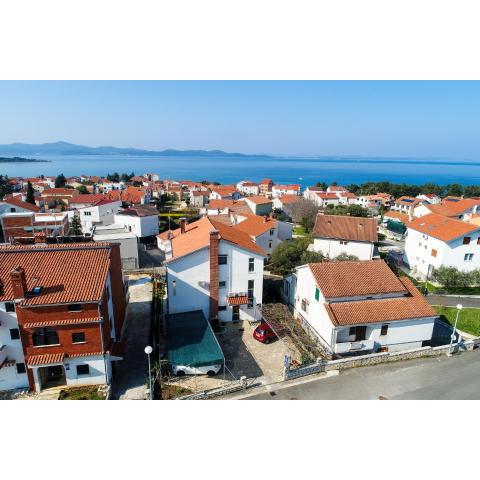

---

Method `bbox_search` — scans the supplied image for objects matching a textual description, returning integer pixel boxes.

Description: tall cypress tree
[26,181,36,204]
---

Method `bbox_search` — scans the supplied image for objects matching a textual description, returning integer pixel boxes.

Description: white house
[413,197,480,221]
[312,192,341,208]
[355,195,382,212]
[244,196,273,216]
[93,224,139,269]
[114,205,159,238]
[403,213,480,279]
[311,214,378,260]
[236,181,260,196]
[417,193,441,205]
[73,199,123,232]
[209,186,242,201]
[391,196,422,216]
[164,216,266,324]
[303,186,324,202]
[272,184,301,198]
[291,260,437,355]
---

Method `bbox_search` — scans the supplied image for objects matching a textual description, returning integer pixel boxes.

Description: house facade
[114,205,159,237]
[311,214,378,260]
[292,260,437,356]
[0,243,127,392]
[403,213,480,278]
[164,217,266,324]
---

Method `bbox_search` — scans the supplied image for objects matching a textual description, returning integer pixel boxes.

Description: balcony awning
[23,317,102,329]
[227,295,249,305]
[26,353,65,366]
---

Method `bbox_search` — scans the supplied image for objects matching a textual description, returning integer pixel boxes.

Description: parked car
[172,364,222,377]
[253,322,277,344]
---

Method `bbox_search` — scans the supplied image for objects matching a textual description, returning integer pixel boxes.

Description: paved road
[245,349,480,400]
[427,294,480,308]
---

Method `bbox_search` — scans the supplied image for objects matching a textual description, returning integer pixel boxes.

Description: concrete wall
[114,214,159,237]
[312,237,374,260]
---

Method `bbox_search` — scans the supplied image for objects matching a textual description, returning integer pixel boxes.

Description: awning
[0,359,16,369]
[228,295,249,305]
[23,317,102,329]
[26,353,65,366]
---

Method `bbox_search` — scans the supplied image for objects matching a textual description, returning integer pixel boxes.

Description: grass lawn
[293,225,307,236]
[59,386,106,400]
[433,306,480,337]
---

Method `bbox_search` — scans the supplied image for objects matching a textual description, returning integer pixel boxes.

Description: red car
[253,322,277,344]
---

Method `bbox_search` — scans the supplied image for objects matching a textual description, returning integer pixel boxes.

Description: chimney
[180,217,187,234]
[264,215,268,223]
[10,267,27,300]
[209,229,220,324]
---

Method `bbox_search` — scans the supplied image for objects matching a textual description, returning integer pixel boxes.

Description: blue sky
[0,81,479,158]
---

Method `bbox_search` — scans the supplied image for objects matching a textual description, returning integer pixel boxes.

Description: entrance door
[232,305,240,322]
[39,365,67,389]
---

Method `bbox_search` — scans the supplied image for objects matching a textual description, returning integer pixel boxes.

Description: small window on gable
[380,324,389,336]
[431,249,437,258]
[16,363,26,374]
[218,255,228,265]
[5,302,15,313]
[10,328,20,340]
[463,237,471,245]
[76,364,90,376]
[477,237,480,245]
[68,303,82,312]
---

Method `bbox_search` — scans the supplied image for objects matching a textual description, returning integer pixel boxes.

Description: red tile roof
[308,260,406,299]
[407,213,480,242]
[0,243,113,305]
[313,215,378,242]
[279,195,301,204]
[325,277,437,326]
[26,353,65,366]
[4,197,41,212]
[384,211,409,223]
[233,215,277,237]
[69,194,106,205]
[245,195,272,205]
[228,295,248,305]
[41,188,79,197]
[426,198,480,217]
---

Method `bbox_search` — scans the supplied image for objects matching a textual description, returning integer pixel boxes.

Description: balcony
[334,339,375,354]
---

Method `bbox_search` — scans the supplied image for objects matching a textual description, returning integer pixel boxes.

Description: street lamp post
[145,345,153,400]
[448,304,463,356]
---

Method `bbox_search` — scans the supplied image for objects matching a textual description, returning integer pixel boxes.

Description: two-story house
[0,242,127,392]
[163,216,266,324]
[292,260,437,356]
[403,213,480,278]
[311,214,378,260]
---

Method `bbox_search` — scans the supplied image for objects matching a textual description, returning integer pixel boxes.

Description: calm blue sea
[2,154,480,187]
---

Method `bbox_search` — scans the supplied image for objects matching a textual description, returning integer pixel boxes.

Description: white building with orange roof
[404,213,480,278]
[271,184,301,198]
[291,260,437,355]
[209,185,242,201]
[236,180,259,196]
[161,216,266,324]
[244,195,273,216]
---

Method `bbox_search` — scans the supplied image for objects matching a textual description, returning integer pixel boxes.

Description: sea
[2,154,480,187]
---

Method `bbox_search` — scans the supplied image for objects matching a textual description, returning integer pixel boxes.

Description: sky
[0,80,479,159]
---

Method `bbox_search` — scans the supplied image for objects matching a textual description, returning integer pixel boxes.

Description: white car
[172,363,222,377]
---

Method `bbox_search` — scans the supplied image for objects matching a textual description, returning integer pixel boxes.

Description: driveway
[111,275,152,400]
[243,348,480,400]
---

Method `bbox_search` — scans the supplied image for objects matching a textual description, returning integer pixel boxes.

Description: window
[248,258,255,272]
[5,302,15,313]
[218,255,228,265]
[76,364,90,376]
[315,288,320,301]
[248,279,254,307]
[32,327,59,346]
[340,240,348,245]
[72,332,86,344]
[83,211,92,216]
[172,280,176,296]
[219,281,226,288]
[268,240,273,249]
[431,249,437,257]
[16,363,26,374]
[9,328,20,340]
[477,238,480,245]
[380,324,389,336]
[68,303,82,312]
[301,298,309,313]
[463,237,471,245]
[349,326,356,336]
[218,305,227,311]
[464,253,474,262]
[269,228,275,236]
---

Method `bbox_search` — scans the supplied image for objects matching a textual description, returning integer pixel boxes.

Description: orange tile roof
[383,211,409,223]
[279,194,301,204]
[308,260,406,299]
[327,185,346,192]
[233,215,277,237]
[4,196,41,212]
[208,199,246,210]
[41,188,79,197]
[26,353,65,366]
[164,216,266,261]
[313,215,378,242]
[325,277,437,326]
[426,198,480,217]
[228,295,248,305]
[69,194,106,205]
[395,196,421,206]
[316,192,339,200]
[407,213,479,242]
[245,195,272,205]
[0,243,112,305]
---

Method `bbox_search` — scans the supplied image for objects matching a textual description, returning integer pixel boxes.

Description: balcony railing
[227,291,247,298]
[334,339,375,354]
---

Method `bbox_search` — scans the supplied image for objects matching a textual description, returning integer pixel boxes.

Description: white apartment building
[114,205,159,238]
[74,199,122,232]
[403,213,480,278]
[291,260,437,355]
[163,216,266,324]
[236,181,260,196]
[272,184,301,198]
[311,214,378,260]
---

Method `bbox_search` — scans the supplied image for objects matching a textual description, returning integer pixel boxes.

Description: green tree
[70,212,82,235]
[334,252,359,261]
[55,173,66,188]
[0,175,13,199]
[346,204,369,217]
[315,181,328,190]
[432,266,473,289]
[26,181,36,204]
[269,236,319,275]
[76,185,88,194]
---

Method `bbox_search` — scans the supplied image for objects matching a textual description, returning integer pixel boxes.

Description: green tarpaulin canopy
[167,310,224,368]
[386,219,406,234]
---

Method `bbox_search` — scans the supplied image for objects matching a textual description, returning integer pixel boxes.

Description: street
[244,348,480,399]
[427,294,480,309]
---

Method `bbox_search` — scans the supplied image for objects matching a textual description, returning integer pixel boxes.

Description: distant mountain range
[0,141,272,158]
